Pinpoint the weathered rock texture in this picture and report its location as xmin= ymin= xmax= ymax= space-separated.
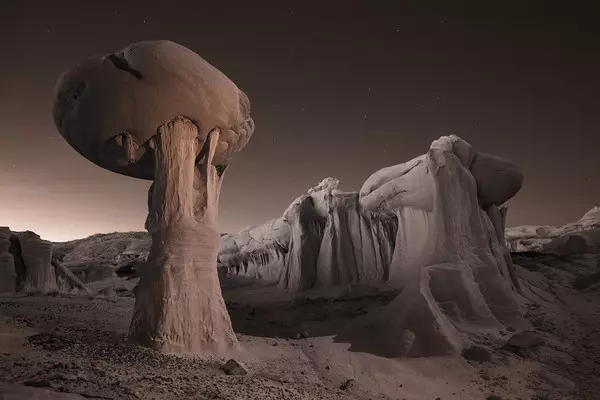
xmin=53 ymin=232 xmax=149 ymax=265
xmin=334 ymin=135 xmax=523 ymax=357
xmin=218 ymin=179 xmax=398 ymax=290
xmin=506 ymin=206 xmax=600 ymax=253
xmin=0 ymin=227 xmax=57 ymax=294
xmin=52 ymin=40 xmax=254 ymax=355
xmin=220 ymin=135 xmax=524 ymax=357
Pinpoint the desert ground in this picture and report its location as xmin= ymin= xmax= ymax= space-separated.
xmin=1 ymin=245 xmax=599 ymax=400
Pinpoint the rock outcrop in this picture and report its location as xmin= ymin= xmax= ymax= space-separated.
xmin=219 ymin=218 xmax=290 ymax=282
xmin=506 ymin=206 xmax=600 ymax=253
xmin=53 ymin=232 xmax=149 ymax=265
xmin=0 ymin=227 xmax=57 ymax=294
xmin=219 ymin=135 xmax=525 ymax=357
xmin=334 ymin=135 xmax=523 ymax=357
xmin=220 ymin=136 xmax=521 ymax=292
xmin=53 ymin=40 xmax=255 ymax=355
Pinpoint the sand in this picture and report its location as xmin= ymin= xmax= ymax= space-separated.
xmin=1 ymin=252 xmax=599 ymax=399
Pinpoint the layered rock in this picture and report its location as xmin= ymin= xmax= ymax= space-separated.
xmin=334 ymin=135 xmax=523 ymax=357
xmin=219 ymin=135 xmax=524 ymax=357
xmin=0 ymin=227 xmax=57 ymax=294
xmin=218 ymin=178 xmax=398 ymax=290
xmin=506 ymin=206 xmax=600 ymax=253
xmin=219 ymin=218 xmax=290 ymax=282
xmin=220 ymin=136 xmax=522 ymax=294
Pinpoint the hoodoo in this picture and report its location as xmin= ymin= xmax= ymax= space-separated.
xmin=52 ymin=40 xmax=255 ymax=355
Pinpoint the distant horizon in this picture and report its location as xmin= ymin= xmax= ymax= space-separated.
xmin=4 ymin=202 xmax=597 ymax=243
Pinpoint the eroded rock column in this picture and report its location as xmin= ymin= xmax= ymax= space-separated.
xmin=129 ymin=117 xmax=238 ymax=355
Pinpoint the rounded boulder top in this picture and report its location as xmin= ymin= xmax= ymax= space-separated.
xmin=52 ymin=40 xmax=255 ymax=180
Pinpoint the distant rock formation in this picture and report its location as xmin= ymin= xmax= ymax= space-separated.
xmin=0 ymin=227 xmax=57 ymax=294
xmin=53 ymin=231 xmax=149 ymax=264
xmin=219 ymin=135 xmax=525 ymax=357
xmin=506 ymin=206 xmax=600 ymax=253
xmin=220 ymin=135 xmax=522 ymax=293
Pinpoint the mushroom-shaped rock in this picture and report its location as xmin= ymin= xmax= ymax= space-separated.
xmin=52 ymin=40 xmax=255 ymax=355
xmin=53 ymin=40 xmax=254 ymax=180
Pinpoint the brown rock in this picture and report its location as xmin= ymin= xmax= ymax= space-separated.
xmin=53 ymin=40 xmax=255 ymax=355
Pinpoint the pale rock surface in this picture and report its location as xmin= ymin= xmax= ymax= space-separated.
xmin=221 ymin=135 xmax=524 ymax=357
xmin=52 ymin=40 xmax=255 ymax=355
xmin=334 ymin=135 xmax=523 ymax=357
xmin=219 ymin=218 xmax=290 ymax=281
xmin=220 ymin=178 xmax=398 ymax=290
xmin=506 ymin=206 xmax=600 ymax=252
xmin=222 ymin=135 xmax=521 ymax=291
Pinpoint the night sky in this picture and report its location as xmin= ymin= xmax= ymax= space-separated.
xmin=1 ymin=1 xmax=599 ymax=242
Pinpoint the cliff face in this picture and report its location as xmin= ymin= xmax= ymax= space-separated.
xmin=0 ymin=227 xmax=57 ymax=294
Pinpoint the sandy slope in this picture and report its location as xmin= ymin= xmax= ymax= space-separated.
xmin=1 ymin=253 xmax=599 ymax=400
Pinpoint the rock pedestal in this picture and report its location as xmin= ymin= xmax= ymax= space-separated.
xmin=129 ymin=117 xmax=238 ymax=355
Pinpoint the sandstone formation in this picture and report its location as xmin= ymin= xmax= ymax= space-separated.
xmin=54 ymin=232 xmax=149 ymax=264
xmin=0 ymin=227 xmax=57 ymax=294
xmin=52 ymin=40 xmax=254 ymax=355
xmin=506 ymin=206 xmax=600 ymax=253
xmin=334 ymin=135 xmax=523 ymax=357
xmin=220 ymin=135 xmax=524 ymax=357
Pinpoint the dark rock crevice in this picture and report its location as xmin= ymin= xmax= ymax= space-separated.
xmin=8 ymin=235 xmax=26 ymax=290
xmin=107 ymin=52 xmax=142 ymax=79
